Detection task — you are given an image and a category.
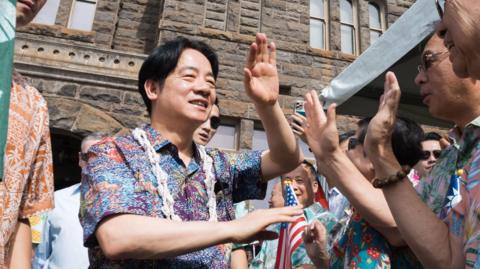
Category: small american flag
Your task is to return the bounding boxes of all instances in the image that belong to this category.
[274,180,307,269]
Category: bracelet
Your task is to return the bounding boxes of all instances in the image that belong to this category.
[372,165,411,188]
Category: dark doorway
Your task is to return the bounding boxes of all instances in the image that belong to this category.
[50,128,82,191]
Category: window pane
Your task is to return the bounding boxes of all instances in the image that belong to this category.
[341,24,354,54]
[368,3,381,29]
[32,0,60,25]
[252,130,268,151]
[370,30,381,44]
[207,125,236,150]
[340,0,353,24]
[310,0,324,18]
[69,1,96,31]
[310,19,325,49]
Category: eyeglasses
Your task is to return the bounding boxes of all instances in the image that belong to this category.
[420,150,442,160]
[347,137,360,151]
[417,51,449,73]
[435,0,444,19]
[210,116,220,130]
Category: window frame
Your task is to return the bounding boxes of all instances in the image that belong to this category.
[368,1,386,44]
[67,0,98,32]
[309,0,330,50]
[339,0,360,55]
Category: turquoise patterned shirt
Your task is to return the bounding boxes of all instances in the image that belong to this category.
[250,203,338,269]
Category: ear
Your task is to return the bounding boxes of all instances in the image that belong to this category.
[144,80,160,101]
[312,180,319,193]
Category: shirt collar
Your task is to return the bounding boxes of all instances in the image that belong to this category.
[142,124,172,152]
[142,124,203,165]
[448,115,480,146]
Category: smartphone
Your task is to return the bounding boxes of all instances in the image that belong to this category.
[294,100,306,116]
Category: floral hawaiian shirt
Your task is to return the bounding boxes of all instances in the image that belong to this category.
[80,124,267,268]
[416,116,480,268]
[330,209,422,269]
[249,203,338,269]
[0,72,54,266]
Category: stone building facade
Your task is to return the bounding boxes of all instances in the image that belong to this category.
[14,0,421,188]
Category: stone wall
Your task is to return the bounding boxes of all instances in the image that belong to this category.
[14,0,442,152]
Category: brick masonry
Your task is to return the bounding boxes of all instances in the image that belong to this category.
[15,0,446,152]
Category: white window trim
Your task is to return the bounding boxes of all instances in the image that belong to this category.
[309,0,330,50]
[340,0,360,55]
[67,0,98,31]
[368,1,386,33]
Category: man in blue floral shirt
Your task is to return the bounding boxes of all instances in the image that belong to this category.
[80,33,303,268]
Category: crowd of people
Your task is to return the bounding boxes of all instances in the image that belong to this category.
[2,0,480,268]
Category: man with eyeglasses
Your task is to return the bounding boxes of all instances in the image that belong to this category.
[412,132,442,182]
[193,98,220,146]
[33,132,108,269]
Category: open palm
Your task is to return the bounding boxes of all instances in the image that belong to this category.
[244,33,279,105]
[364,72,401,159]
[303,90,340,162]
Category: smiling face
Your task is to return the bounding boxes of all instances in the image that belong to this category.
[281,164,317,207]
[193,104,220,146]
[440,0,480,80]
[150,48,216,130]
[414,34,480,126]
[16,0,46,27]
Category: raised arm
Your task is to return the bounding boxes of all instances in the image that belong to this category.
[95,206,302,260]
[364,72,464,269]
[302,90,403,245]
[244,33,302,181]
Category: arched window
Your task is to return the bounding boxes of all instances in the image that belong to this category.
[310,0,329,49]
[340,0,359,54]
[68,0,98,31]
[368,2,385,45]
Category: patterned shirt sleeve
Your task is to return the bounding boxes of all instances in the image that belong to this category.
[80,139,162,247]
[224,150,266,203]
[19,95,54,218]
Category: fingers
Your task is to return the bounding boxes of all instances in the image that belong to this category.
[255,33,269,63]
[269,42,277,66]
[382,72,401,115]
[325,103,338,133]
[246,42,257,70]
[304,90,326,127]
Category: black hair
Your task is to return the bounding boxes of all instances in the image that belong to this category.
[356,116,424,167]
[138,37,219,115]
[424,131,442,141]
[339,130,356,144]
[301,160,317,180]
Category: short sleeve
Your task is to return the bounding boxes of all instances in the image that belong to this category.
[223,150,267,203]
[79,139,162,247]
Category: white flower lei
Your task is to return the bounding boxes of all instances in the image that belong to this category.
[132,128,217,221]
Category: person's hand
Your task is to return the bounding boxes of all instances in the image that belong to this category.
[290,113,308,144]
[364,72,403,178]
[227,206,303,244]
[302,90,341,162]
[244,33,279,106]
[364,72,400,161]
[303,220,329,268]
